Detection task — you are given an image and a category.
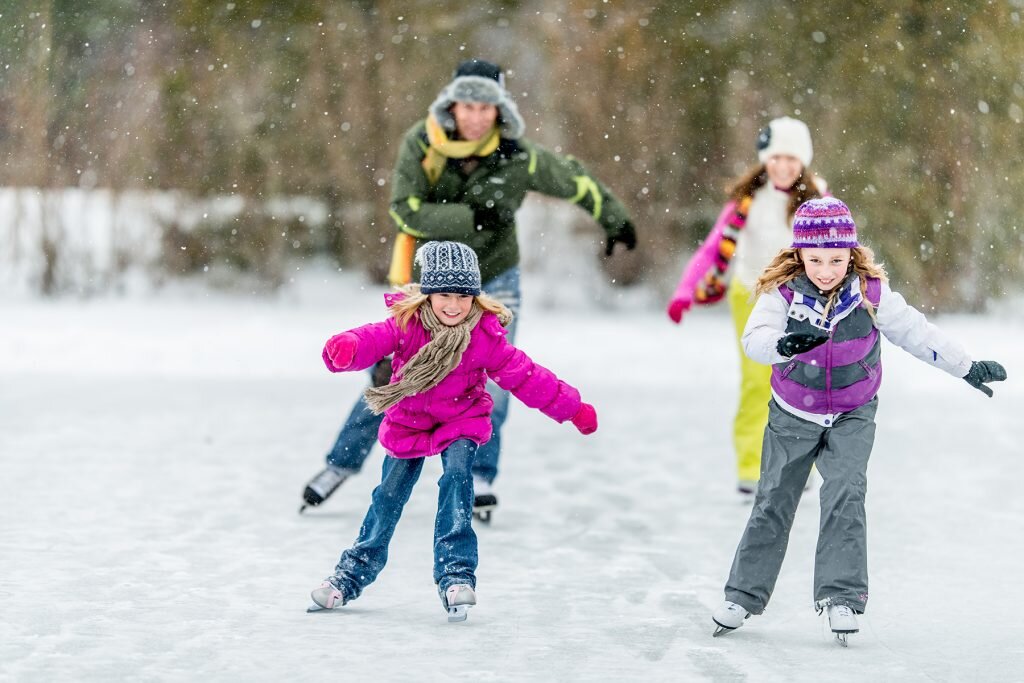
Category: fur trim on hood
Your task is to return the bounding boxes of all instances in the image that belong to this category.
[429,75,525,140]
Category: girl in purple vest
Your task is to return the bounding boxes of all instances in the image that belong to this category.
[309,241,597,622]
[711,197,1007,645]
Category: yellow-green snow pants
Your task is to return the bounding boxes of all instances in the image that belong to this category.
[727,281,771,484]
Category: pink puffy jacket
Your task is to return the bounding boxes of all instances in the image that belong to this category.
[666,201,737,321]
[325,293,584,458]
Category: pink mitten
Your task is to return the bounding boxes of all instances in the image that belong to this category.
[570,403,598,435]
[666,296,692,324]
[323,333,357,372]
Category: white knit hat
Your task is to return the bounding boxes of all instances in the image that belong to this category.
[756,117,813,167]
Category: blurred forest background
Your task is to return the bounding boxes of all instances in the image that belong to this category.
[1,0,1022,309]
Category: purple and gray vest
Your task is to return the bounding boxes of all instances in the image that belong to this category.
[772,274,883,415]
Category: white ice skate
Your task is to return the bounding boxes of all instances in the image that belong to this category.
[441,584,476,623]
[825,604,859,646]
[307,580,346,613]
[712,600,750,636]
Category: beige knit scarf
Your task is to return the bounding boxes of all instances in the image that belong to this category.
[363,301,484,415]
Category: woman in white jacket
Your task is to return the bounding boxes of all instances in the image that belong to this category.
[666,117,824,496]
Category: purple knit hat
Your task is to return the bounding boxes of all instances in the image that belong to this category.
[791,197,859,249]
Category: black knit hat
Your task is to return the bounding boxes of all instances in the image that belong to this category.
[454,59,505,87]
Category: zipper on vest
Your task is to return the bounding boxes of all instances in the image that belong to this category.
[780,360,798,379]
[825,329,836,414]
[858,359,877,380]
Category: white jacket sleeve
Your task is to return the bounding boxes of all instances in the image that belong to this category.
[875,282,972,378]
[741,288,790,366]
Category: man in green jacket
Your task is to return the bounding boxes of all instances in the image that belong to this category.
[301,59,636,520]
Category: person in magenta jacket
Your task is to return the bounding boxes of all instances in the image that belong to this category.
[666,117,825,496]
[308,241,597,622]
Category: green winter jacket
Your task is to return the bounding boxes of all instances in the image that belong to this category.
[388,120,633,283]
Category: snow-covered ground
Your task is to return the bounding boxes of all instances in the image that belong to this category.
[2,271,1022,682]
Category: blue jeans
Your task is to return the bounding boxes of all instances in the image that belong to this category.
[326,267,521,484]
[329,439,479,600]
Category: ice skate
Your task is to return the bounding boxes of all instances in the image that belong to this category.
[299,465,355,513]
[825,604,859,647]
[440,584,476,622]
[307,580,347,613]
[712,600,750,636]
[737,480,757,503]
[472,477,497,524]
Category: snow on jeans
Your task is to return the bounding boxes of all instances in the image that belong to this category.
[724,397,877,615]
[329,439,479,601]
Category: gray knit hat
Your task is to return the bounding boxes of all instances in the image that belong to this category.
[416,241,482,296]
[429,59,525,140]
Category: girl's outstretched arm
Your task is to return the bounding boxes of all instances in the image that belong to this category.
[666,201,737,323]
[485,336,586,427]
[874,283,972,377]
[322,319,399,373]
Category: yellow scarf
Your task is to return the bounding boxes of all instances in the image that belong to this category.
[389,115,500,288]
[421,113,500,185]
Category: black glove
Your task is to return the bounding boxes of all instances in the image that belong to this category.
[963,360,1007,397]
[371,357,393,388]
[473,204,515,229]
[605,220,637,256]
[777,332,829,357]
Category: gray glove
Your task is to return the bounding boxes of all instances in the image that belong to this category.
[963,360,1007,397]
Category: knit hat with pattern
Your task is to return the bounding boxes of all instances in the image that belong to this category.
[791,198,859,249]
[416,241,482,296]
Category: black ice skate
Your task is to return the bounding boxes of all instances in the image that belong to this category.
[472,477,497,523]
[299,465,354,513]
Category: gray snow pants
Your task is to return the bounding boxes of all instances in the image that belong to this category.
[724,397,877,615]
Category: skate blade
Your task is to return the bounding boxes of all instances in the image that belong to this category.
[833,628,857,646]
[307,601,345,613]
[447,605,470,623]
[472,510,493,524]
[712,625,735,637]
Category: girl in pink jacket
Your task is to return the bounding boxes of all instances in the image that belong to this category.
[309,241,597,622]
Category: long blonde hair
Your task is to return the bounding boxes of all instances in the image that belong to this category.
[755,246,888,319]
[389,284,513,330]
